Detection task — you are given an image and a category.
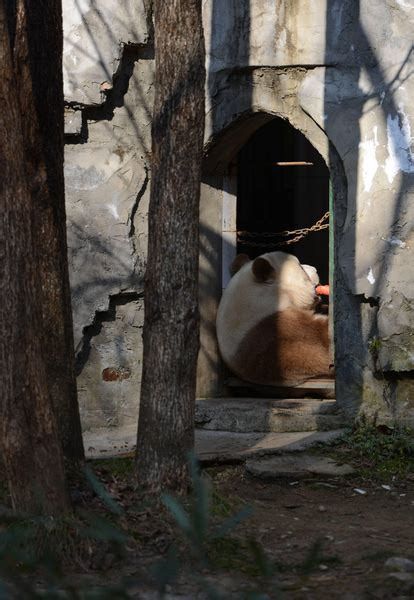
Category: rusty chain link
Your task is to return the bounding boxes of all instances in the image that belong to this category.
[237,211,329,248]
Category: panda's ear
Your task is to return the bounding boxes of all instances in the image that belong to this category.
[252,256,275,282]
[230,253,250,276]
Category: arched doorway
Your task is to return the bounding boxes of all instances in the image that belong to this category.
[198,112,339,402]
[219,117,333,398]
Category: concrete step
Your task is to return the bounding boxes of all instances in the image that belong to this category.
[83,424,347,464]
[195,429,346,464]
[195,397,345,433]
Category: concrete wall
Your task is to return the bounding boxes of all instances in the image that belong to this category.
[63,0,153,430]
[64,0,414,430]
[201,0,414,425]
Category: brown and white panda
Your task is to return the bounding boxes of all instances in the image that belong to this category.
[216,251,333,386]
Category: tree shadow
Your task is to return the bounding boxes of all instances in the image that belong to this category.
[325,1,414,419]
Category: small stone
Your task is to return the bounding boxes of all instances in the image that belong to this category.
[319,564,329,571]
[318,505,327,512]
[385,557,414,572]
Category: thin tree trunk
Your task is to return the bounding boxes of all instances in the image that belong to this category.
[8,0,84,462]
[136,0,205,492]
[0,1,71,515]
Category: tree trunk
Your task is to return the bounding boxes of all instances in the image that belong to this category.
[135,0,205,492]
[8,0,84,463]
[0,1,71,515]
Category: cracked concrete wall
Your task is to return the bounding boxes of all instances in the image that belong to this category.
[63,0,153,430]
[76,296,144,431]
[64,0,414,430]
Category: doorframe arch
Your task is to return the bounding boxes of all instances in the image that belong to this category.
[198,107,348,407]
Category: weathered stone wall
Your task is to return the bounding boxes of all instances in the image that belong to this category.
[63,0,153,430]
[64,0,414,430]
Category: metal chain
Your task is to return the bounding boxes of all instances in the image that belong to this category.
[237,211,329,248]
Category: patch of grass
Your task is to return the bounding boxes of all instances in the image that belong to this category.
[209,538,342,580]
[210,489,234,519]
[330,422,414,480]
[92,457,135,478]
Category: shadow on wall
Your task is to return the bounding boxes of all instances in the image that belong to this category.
[64,2,154,151]
[68,217,144,430]
[325,0,414,419]
[63,0,154,430]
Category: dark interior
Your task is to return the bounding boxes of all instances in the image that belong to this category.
[237,118,330,284]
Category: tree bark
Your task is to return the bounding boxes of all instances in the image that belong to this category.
[135,0,205,492]
[8,0,84,463]
[0,1,71,515]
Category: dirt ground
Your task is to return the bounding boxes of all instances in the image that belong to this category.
[2,431,414,599]
[73,440,414,600]
[207,464,414,599]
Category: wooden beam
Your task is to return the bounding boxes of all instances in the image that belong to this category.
[272,161,314,166]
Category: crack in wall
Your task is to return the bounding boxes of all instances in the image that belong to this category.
[64,41,154,145]
[359,294,380,307]
[128,165,149,257]
[75,292,143,377]
[84,43,154,124]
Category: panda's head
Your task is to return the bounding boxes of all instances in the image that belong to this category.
[230,251,319,311]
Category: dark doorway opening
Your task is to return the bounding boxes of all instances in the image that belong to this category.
[237,118,330,284]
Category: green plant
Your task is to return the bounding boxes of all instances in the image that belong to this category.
[0,510,131,598]
[153,454,285,598]
[157,454,254,594]
[368,337,382,355]
[332,421,414,479]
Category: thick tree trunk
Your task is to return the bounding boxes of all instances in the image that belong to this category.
[136,0,205,492]
[0,1,71,515]
[8,0,84,462]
